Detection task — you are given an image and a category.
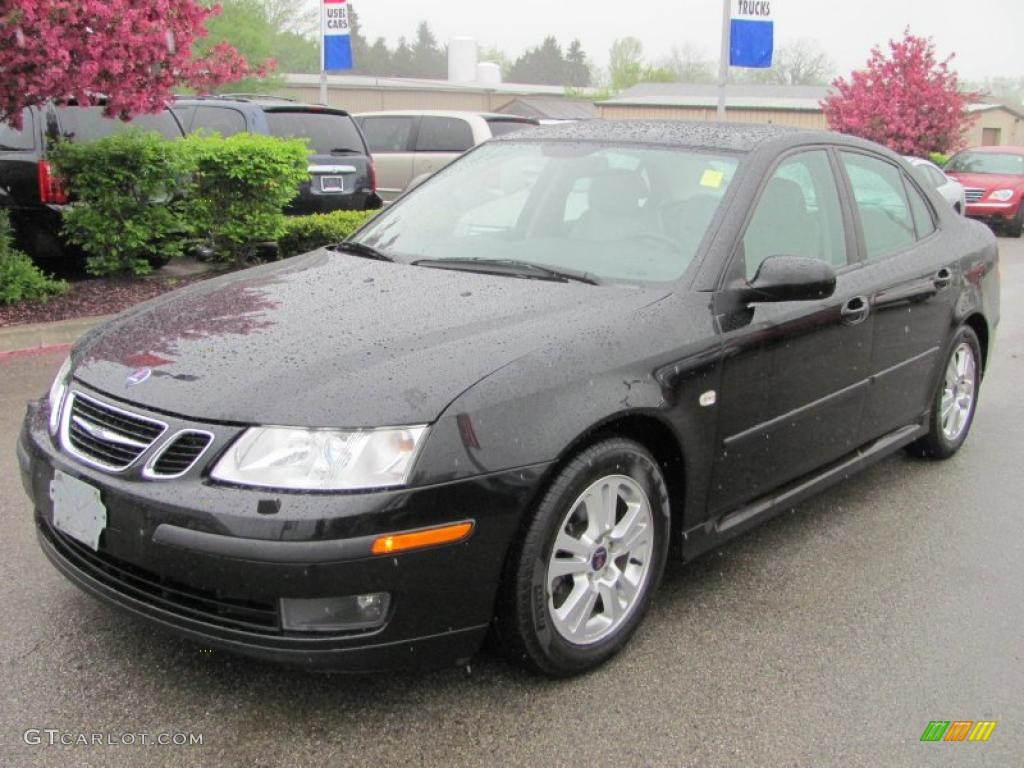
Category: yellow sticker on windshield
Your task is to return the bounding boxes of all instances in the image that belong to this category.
[700,169,725,188]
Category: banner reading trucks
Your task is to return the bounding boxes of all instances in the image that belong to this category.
[730,0,774,68]
[322,0,353,71]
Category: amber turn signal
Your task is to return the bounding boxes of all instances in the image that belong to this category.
[371,521,474,555]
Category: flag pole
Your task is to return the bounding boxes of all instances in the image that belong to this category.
[717,0,729,120]
[319,0,328,105]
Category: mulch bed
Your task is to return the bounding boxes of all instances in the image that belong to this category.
[0,273,217,328]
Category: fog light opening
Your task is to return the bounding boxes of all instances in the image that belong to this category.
[279,593,391,632]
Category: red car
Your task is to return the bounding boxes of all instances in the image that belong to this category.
[945,146,1024,236]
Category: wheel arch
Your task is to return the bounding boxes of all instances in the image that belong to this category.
[963,312,989,373]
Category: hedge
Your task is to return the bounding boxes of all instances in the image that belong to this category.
[278,210,378,258]
[0,210,66,305]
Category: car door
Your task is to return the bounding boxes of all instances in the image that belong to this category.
[412,116,474,180]
[358,115,417,203]
[707,148,876,515]
[837,150,959,441]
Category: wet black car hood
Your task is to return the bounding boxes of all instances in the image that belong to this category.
[73,250,670,428]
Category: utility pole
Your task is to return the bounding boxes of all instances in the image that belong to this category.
[716,0,730,120]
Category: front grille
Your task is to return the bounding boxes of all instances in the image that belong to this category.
[63,392,166,471]
[147,431,213,478]
[964,188,984,203]
[40,516,280,633]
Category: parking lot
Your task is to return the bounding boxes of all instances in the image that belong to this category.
[1,238,1022,768]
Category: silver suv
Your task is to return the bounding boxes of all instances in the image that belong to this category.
[355,111,538,202]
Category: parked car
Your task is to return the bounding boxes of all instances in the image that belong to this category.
[944,145,1024,236]
[173,96,381,214]
[904,156,966,214]
[20,121,998,677]
[355,110,539,202]
[0,103,184,265]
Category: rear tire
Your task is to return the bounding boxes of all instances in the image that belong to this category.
[907,326,982,459]
[494,438,670,677]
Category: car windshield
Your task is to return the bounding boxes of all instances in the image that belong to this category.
[352,141,739,284]
[264,110,365,154]
[55,107,183,141]
[945,151,1024,175]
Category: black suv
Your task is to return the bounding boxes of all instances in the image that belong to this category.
[0,104,184,264]
[172,96,381,214]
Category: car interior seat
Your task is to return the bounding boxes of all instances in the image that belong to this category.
[570,169,649,242]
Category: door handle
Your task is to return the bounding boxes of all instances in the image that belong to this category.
[840,295,870,325]
[934,267,953,290]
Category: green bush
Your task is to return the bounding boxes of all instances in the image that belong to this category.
[0,210,67,305]
[929,152,950,167]
[51,130,194,276]
[278,210,378,258]
[184,133,310,265]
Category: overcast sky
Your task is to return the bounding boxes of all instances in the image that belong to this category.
[344,0,1024,81]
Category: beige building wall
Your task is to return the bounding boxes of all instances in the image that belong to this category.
[963,108,1024,147]
[275,83,517,113]
[596,103,827,129]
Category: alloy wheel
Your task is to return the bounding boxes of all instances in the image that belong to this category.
[941,342,977,441]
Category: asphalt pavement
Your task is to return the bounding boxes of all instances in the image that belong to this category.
[1,238,1022,768]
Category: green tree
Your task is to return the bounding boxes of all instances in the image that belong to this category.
[363,37,394,76]
[565,39,592,87]
[663,44,716,84]
[608,37,645,91]
[734,39,834,85]
[507,36,568,85]
[411,21,446,79]
[391,37,415,78]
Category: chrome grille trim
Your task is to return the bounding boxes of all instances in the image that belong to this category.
[964,187,984,203]
[60,391,167,472]
[142,430,215,479]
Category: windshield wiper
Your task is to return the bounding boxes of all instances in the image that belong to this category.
[332,240,393,262]
[411,258,600,285]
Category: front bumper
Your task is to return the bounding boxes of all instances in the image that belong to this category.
[965,200,1020,223]
[19,398,548,671]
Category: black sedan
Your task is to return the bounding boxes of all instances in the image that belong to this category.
[18,121,999,677]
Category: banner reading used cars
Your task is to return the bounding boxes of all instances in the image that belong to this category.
[322,0,353,71]
[730,0,774,68]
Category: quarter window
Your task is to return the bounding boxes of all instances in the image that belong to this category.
[0,109,35,150]
[905,178,936,239]
[190,106,246,137]
[415,117,474,152]
[742,150,848,280]
[841,152,917,260]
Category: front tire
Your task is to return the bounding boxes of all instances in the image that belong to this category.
[1004,206,1023,237]
[495,438,670,676]
[907,326,982,459]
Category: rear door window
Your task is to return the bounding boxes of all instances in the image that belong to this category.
[190,106,247,137]
[841,151,917,260]
[415,117,473,152]
[264,110,365,154]
[54,107,183,141]
[0,109,35,150]
[358,116,415,153]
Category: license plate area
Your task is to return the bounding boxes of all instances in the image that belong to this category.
[319,175,346,193]
[50,469,107,551]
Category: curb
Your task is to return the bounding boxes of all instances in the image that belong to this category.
[0,314,111,360]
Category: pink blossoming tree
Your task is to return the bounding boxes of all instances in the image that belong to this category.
[0,0,269,127]
[822,29,977,155]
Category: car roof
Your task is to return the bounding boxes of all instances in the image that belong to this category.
[955,145,1024,155]
[173,96,351,116]
[355,109,536,122]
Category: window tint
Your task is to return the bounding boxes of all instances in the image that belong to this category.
[264,110,365,154]
[359,116,415,153]
[743,150,847,280]
[190,106,247,136]
[905,177,936,238]
[0,109,35,150]
[415,117,473,152]
[55,107,183,141]
[485,119,537,138]
[841,152,917,260]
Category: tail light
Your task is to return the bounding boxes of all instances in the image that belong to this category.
[367,158,377,194]
[38,161,68,204]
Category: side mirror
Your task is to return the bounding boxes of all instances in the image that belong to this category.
[741,255,836,303]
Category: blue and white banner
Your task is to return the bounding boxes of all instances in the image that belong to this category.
[730,0,774,68]
[322,0,353,71]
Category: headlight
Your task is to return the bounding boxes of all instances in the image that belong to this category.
[989,188,1015,202]
[210,425,428,490]
[47,355,72,435]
